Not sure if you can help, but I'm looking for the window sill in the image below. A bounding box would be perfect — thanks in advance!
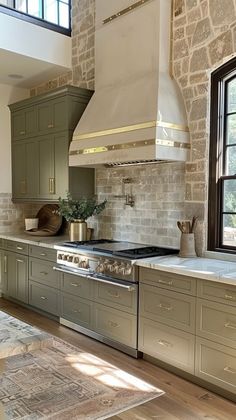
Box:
[204,250,236,263]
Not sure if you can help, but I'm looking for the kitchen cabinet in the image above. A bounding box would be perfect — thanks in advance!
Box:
[9,85,95,202]
[139,267,236,399]
[0,240,28,303]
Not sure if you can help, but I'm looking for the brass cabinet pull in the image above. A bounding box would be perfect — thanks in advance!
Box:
[16,246,23,250]
[48,123,54,128]
[49,178,55,194]
[40,271,48,276]
[70,282,80,287]
[40,296,48,300]
[158,303,173,311]
[157,339,173,348]
[16,259,24,263]
[19,130,25,135]
[224,322,236,330]
[225,294,236,301]
[224,366,236,374]
[108,320,119,328]
[73,309,81,314]
[20,179,27,194]
[40,253,46,256]
[158,279,173,286]
[107,290,120,298]
[4,256,7,273]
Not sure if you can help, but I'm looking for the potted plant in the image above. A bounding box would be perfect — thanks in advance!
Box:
[57,192,107,241]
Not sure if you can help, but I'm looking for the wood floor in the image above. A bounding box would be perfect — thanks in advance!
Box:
[0,298,235,420]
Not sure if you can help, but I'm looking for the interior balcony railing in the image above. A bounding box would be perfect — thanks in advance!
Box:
[0,0,71,35]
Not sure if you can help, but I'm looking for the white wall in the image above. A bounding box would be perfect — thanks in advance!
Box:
[0,13,71,67]
[0,84,29,193]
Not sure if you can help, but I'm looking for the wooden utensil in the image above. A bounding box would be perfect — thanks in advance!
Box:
[190,216,198,233]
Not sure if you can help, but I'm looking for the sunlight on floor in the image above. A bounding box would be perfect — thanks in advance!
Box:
[66,352,163,393]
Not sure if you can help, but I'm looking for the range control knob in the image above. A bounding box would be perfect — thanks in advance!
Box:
[67,255,73,262]
[58,254,63,260]
[124,264,132,276]
[79,260,89,269]
[62,254,68,261]
[118,263,126,275]
[96,262,105,273]
[74,256,80,264]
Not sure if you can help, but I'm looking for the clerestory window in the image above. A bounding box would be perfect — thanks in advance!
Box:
[209,57,236,252]
[0,0,71,35]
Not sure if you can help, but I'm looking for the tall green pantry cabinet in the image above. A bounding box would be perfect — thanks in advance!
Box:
[9,86,94,202]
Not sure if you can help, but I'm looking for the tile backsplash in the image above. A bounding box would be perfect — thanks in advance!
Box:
[90,162,185,248]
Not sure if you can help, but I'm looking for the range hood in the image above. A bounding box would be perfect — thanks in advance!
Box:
[69,0,190,168]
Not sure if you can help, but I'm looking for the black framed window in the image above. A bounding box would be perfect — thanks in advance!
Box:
[209,57,236,252]
[0,0,71,35]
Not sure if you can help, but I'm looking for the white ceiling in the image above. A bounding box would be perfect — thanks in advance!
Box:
[0,48,70,88]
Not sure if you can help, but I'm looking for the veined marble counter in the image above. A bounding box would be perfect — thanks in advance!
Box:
[0,232,69,249]
[136,256,236,286]
[0,311,52,359]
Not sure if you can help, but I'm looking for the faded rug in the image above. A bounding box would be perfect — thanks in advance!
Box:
[0,337,164,419]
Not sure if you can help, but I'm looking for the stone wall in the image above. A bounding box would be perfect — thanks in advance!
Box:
[172,0,236,251]
[0,194,41,233]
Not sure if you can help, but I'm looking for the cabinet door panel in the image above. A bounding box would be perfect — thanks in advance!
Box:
[12,141,38,199]
[38,98,67,134]
[53,133,68,199]
[38,136,54,199]
[7,252,28,303]
[12,111,25,139]
[0,250,8,294]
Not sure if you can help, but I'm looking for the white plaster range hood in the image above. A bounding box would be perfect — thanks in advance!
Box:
[69,0,190,168]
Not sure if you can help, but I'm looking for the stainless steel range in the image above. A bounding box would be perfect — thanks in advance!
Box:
[54,239,178,357]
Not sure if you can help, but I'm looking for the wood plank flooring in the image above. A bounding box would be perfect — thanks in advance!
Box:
[0,298,235,420]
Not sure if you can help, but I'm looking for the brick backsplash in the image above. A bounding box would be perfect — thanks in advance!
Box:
[0,194,42,233]
[88,162,185,248]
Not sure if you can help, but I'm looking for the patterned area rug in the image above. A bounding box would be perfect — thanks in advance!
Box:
[0,337,164,419]
[0,311,52,360]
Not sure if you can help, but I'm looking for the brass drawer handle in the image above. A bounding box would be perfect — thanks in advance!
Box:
[16,259,24,263]
[158,279,173,286]
[224,322,236,330]
[70,282,80,287]
[224,366,236,374]
[157,339,173,348]
[73,309,81,314]
[40,296,48,300]
[4,256,7,273]
[19,130,25,135]
[158,303,173,311]
[49,177,55,194]
[16,246,23,250]
[108,320,119,328]
[40,271,48,276]
[20,180,27,194]
[225,294,236,301]
[40,253,46,256]
[107,290,120,298]
[48,123,54,128]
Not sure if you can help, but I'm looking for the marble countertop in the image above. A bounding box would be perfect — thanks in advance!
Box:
[137,255,236,286]
[0,232,69,249]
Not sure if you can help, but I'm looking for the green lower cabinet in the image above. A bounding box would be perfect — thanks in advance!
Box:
[61,292,92,329]
[0,250,8,294]
[29,280,60,316]
[7,252,28,304]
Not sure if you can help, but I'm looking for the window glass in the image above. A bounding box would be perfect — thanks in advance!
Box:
[0,1,14,7]
[223,179,236,212]
[226,114,236,145]
[222,215,236,247]
[15,0,26,12]
[28,0,42,18]
[227,78,236,113]
[59,1,69,28]
[44,0,58,24]
[225,146,236,175]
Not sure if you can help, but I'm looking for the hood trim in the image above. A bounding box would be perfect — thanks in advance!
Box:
[72,120,189,141]
[69,137,190,157]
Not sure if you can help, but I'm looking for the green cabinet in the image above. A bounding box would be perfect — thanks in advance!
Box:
[7,252,28,303]
[9,85,95,202]
[0,249,8,294]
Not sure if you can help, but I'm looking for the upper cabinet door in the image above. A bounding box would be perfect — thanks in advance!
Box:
[38,135,55,199]
[12,107,37,140]
[38,97,67,134]
[12,140,39,200]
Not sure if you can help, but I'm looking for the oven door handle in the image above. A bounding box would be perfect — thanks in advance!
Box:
[87,275,135,291]
[53,266,88,278]
[53,266,135,291]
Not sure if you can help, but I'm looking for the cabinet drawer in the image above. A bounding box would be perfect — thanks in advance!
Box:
[29,258,59,289]
[196,337,236,394]
[61,272,93,300]
[139,267,196,295]
[4,240,28,255]
[93,303,137,348]
[197,280,236,307]
[61,293,92,330]
[29,245,56,262]
[93,281,137,315]
[139,317,195,374]
[140,284,196,333]
[197,299,236,349]
[29,280,60,316]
